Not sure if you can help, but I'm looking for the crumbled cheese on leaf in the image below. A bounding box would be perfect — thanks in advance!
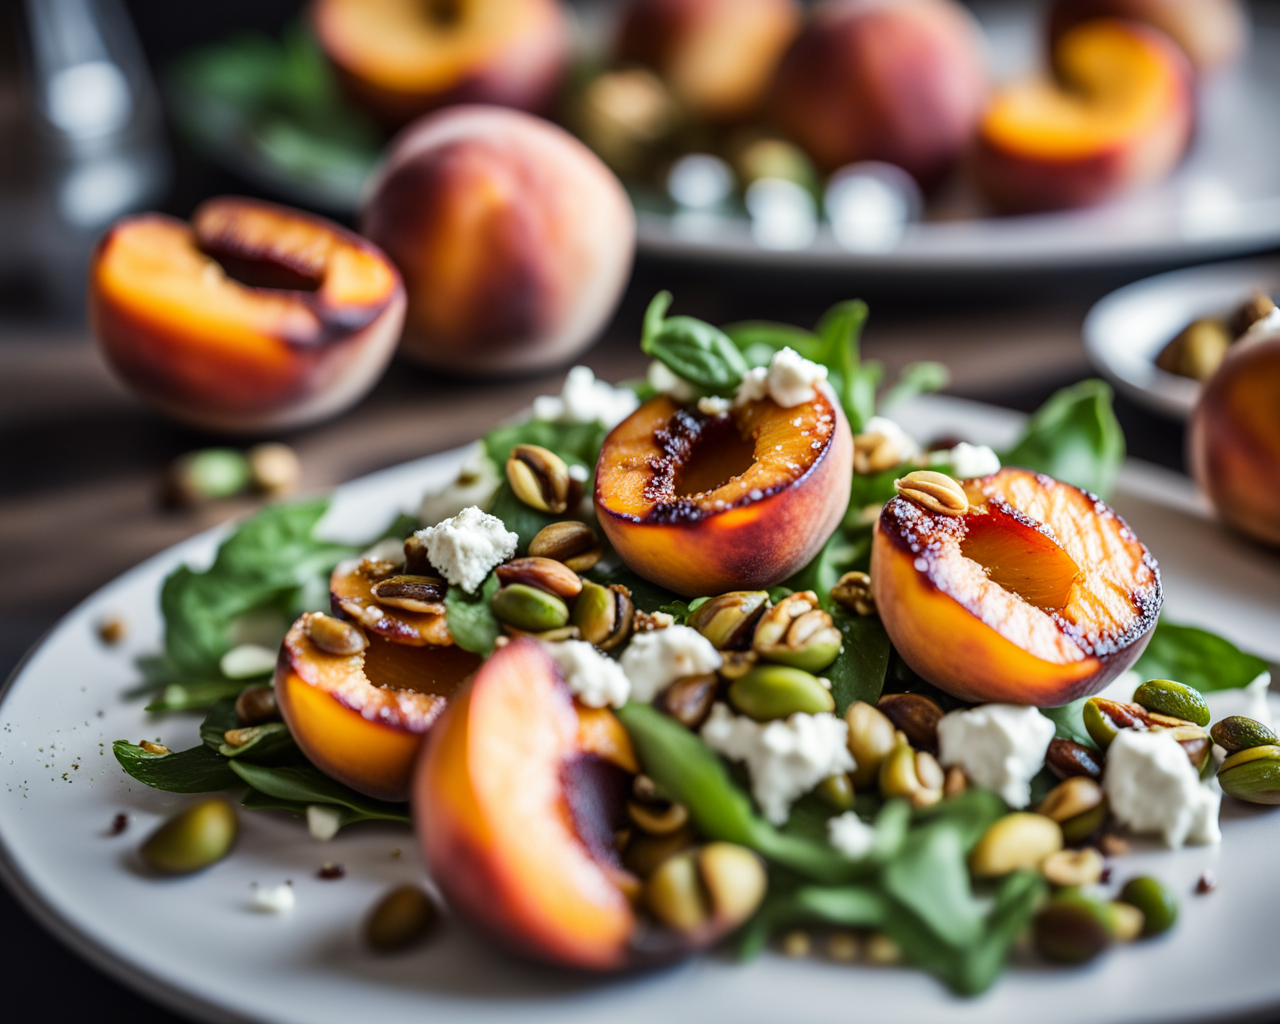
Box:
[533,365,639,428]
[647,360,697,403]
[937,442,1001,480]
[620,625,721,703]
[414,506,517,593]
[306,805,342,842]
[937,704,1055,808]
[735,347,829,409]
[828,811,876,859]
[861,415,921,461]
[544,639,630,708]
[1105,730,1221,847]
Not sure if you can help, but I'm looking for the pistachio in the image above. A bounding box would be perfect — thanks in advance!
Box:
[490,583,570,633]
[717,649,758,680]
[687,591,770,650]
[1119,876,1178,936]
[854,430,911,475]
[698,842,768,927]
[365,885,440,953]
[1210,715,1278,753]
[1041,847,1104,887]
[140,798,238,874]
[1109,901,1145,943]
[305,613,368,656]
[166,448,251,505]
[1083,696,1211,769]
[1036,776,1104,823]
[1060,800,1109,844]
[751,591,842,672]
[234,685,279,726]
[97,615,127,645]
[222,727,258,748]
[1230,290,1276,337]
[1033,893,1114,963]
[830,571,876,616]
[781,930,812,957]
[570,579,633,650]
[358,557,401,581]
[943,765,968,798]
[877,692,943,754]
[827,931,861,962]
[506,444,579,514]
[402,534,436,575]
[1045,737,1103,780]
[657,673,719,729]
[1217,744,1280,804]
[879,740,942,808]
[845,701,898,789]
[817,772,856,811]
[1155,318,1231,380]
[139,741,170,755]
[247,442,300,496]
[644,844,766,934]
[495,557,583,600]
[728,665,835,721]
[864,933,902,965]
[969,812,1063,878]
[500,625,581,643]
[370,574,448,613]
[894,470,968,515]
[628,800,690,836]
[527,520,602,571]
[622,824,697,877]
[1132,678,1210,727]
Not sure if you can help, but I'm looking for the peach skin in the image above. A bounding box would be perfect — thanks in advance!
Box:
[90,196,404,434]
[275,614,479,803]
[871,467,1161,706]
[594,389,853,597]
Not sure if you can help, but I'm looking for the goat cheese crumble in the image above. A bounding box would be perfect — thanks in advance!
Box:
[543,639,631,708]
[1205,671,1273,729]
[1104,729,1222,848]
[413,506,517,593]
[931,441,1001,480]
[533,365,639,429]
[620,625,722,703]
[220,644,278,680]
[937,703,1055,808]
[735,347,829,408]
[828,811,877,859]
[306,805,342,842]
[251,881,295,913]
[860,415,921,459]
[697,395,732,415]
[647,360,697,402]
[701,703,854,825]
[420,452,501,527]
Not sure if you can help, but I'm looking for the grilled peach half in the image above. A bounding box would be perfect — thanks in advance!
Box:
[275,613,480,802]
[330,558,452,646]
[90,197,404,434]
[595,390,853,597]
[872,467,1161,706]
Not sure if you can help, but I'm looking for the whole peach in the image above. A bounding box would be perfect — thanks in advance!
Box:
[361,106,635,375]
[1189,326,1280,546]
[768,0,987,189]
[1048,0,1247,74]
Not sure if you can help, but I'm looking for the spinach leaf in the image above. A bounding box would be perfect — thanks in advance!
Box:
[228,761,410,822]
[113,740,241,793]
[144,678,250,713]
[1041,696,1096,749]
[882,822,984,946]
[826,612,892,714]
[640,292,749,393]
[487,481,560,553]
[444,574,502,657]
[481,419,606,471]
[1133,619,1269,692]
[879,361,950,411]
[815,300,875,432]
[737,883,890,960]
[199,699,240,750]
[1001,379,1125,499]
[217,722,295,760]
[721,321,822,366]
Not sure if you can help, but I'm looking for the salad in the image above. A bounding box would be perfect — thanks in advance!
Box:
[115,294,1273,995]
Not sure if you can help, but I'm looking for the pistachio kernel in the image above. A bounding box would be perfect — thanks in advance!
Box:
[1132,678,1210,728]
[817,772,856,811]
[1036,776,1104,824]
[1118,875,1178,936]
[506,444,579,515]
[845,700,898,790]
[1155,319,1231,380]
[365,885,440,953]
[628,800,690,836]
[657,673,719,729]
[305,613,368,656]
[235,685,279,726]
[970,812,1063,878]
[878,740,942,808]
[751,591,842,672]
[1045,737,1103,780]
[494,557,583,600]
[490,584,570,633]
[370,574,447,613]
[687,591,770,650]
[1033,893,1114,963]
[830,571,876,616]
[140,798,238,875]
[877,692,944,754]
[1230,290,1276,337]
[894,470,968,515]
[571,580,633,650]
[527,520,602,571]
[728,664,835,721]
[1217,744,1280,804]
[1041,847,1104,888]
[139,741,170,755]
[1109,901,1145,943]
[1210,715,1278,753]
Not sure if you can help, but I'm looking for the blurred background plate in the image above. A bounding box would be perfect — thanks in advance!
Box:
[1083,256,1280,420]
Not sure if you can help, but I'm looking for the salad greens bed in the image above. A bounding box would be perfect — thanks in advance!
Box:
[115,296,1267,994]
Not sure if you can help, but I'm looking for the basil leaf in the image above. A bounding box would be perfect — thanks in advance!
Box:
[879,361,950,411]
[640,292,748,393]
[721,321,823,365]
[882,822,984,946]
[1001,379,1125,499]
[227,761,410,822]
[144,678,249,713]
[1133,619,1269,692]
[113,740,240,793]
[199,699,240,750]
[487,481,560,553]
[642,290,673,347]
[444,574,502,657]
[826,612,892,714]
[815,300,873,432]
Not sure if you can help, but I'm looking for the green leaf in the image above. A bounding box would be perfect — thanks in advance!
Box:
[1001,379,1125,499]
[642,290,673,347]
[721,321,823,365]
[113,740,241,793]
[199,699,240,750]
[481,419,606,471]
[444,574,502,657]
[239,789,402,830]
[144,678,250,713]
[737,882,889,960]
[882,822,984,946]
[486,481,561,553]
[640,293,749,393]
[847,467,903,513]
[1134,619,1270,692]
[227,761,410,822]
[586,565,682,614]
[912,787,1008,852]
[217,722,296,761]
[1040,696,1097,749]
[826,612,892,714]
[782,531,861,606]
[879,361,951,411]
[815,300,873,432]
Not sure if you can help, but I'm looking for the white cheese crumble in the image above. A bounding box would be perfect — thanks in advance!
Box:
[533,365,640,429]
[647,360,696,402]
[251,881,295,913]
[220,644,277,680]
[306,804,342,842]
[735,347,829,408]
[701,703,855,825]
[1204,671,1273,728]
[543,639,631,708]
[937,704,1056,808]
[828,811,876,859]
[413,506,517,593]
[931,441,1001,480]
[1104,730,1221,848]
[697,395,732,416]
[620,625,722,702]
[420,452,501,527]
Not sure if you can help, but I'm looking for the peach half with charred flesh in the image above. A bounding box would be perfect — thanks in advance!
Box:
[90,196,405,434]
[594,390,853,597]
[275,613,480,803]
[872,467,1161,707]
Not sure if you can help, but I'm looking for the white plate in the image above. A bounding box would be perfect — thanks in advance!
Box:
[1083,256,1280,420]
[3,396,1280,1024]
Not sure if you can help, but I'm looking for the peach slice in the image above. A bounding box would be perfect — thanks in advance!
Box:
[594,390,853,597]
[1048,0,1247,75]
[415,638,636,969]
[89,197,405,434]
[330,560,452,646]
[312,0,569,127]
[872,467,1161,706]
[275,614,479,802]
[971,18,1193,214]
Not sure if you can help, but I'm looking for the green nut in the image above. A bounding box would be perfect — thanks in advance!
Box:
[687,591,770,650]
[1218,744,1280,805]
[1033,892,1116,964]
[168,448,251,504]
[1082,697,1123,749]
[365,885,440,953]
[570,579,633,649]
[491,583,569,633]
[816,772,856,811]
[727,665,835,721]
[1119,876,1179,936]
[1060,800,1109,845]
[752,591,842,673]
[1211,715,1278,753]
[1132,679,1210,727]
[140,798,238,874]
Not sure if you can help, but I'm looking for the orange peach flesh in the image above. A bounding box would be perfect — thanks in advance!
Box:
[595,390,853,597]
[275,615,479,802]
[90,198,404,433]
[330,560,452,646]
[416,638,634,969]
[872,468,1161,706]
